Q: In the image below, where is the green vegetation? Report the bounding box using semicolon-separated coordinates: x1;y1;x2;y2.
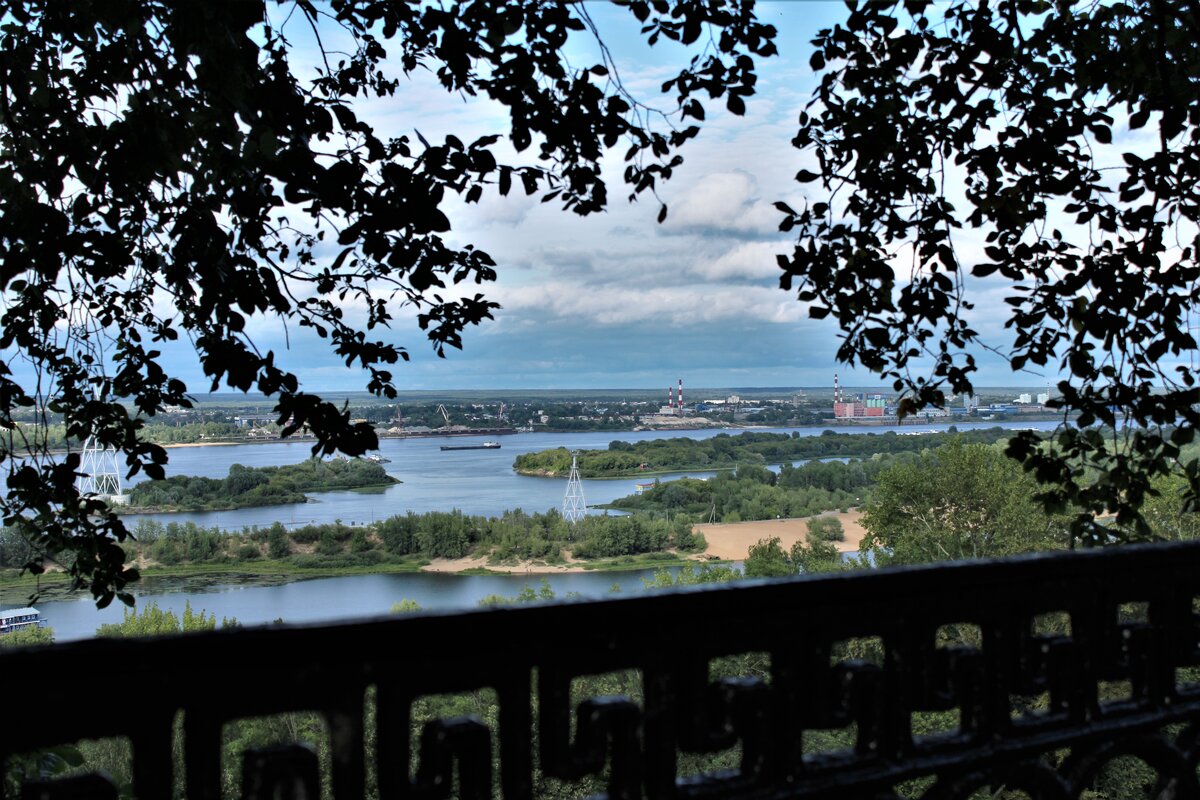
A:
607;456;904;523
126;459;398;512
368;508;703;565
63;510;703;583
12;421;250;452
744;536;844;577
0;625;54;648
95;601;237;638
861;439;1067;565
807;516;844;542
478;579;559;607
515;427;1019;477
390;599;422;614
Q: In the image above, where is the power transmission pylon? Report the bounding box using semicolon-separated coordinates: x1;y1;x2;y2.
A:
77;436;126;503
562;451;586;525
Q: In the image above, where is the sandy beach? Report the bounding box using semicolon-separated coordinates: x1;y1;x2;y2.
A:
420;511;868;573
695;510;867;560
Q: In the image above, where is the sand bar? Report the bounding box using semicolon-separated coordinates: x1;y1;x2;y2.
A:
694;510;866;561
421;511;868;573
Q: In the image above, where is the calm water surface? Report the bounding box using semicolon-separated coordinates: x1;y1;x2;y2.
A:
32;568;672;642
9;421;1060;640
121;421;1061;529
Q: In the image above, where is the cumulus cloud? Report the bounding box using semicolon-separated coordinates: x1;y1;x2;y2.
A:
661;171;781;238
691;241;784;282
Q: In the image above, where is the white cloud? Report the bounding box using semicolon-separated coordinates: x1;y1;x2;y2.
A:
692;241;783;281
662;171;779;236
494;281;807;327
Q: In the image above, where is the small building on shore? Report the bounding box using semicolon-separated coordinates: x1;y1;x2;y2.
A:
0;608;44;635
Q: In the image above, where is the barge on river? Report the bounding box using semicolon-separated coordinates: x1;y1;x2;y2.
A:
440;442;502;451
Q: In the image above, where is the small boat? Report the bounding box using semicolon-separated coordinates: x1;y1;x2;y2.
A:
362;454;391;464
440;442;502;451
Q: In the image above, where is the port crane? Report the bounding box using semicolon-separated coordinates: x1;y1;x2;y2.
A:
436;404;451;428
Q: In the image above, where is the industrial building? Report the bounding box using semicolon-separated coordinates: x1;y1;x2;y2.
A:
832;374;889;419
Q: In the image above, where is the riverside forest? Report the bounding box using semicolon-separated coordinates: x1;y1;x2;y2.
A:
124;458;398;512
513;426;1016;477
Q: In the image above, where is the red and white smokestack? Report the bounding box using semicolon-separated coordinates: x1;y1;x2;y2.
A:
678;378;683;410
668;385;673;408
834;373;841;405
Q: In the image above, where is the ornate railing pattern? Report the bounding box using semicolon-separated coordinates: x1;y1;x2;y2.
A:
6;542;1200;799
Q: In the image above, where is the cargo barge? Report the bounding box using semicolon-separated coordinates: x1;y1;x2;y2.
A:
440;442;502;451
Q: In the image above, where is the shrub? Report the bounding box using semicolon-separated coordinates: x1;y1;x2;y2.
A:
315;530;343;556
289;526;320;544
807;516;845;543
349;528;372;553
267;526;290;559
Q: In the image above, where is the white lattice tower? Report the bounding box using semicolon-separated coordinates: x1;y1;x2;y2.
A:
77;436;122;499
562;451;586;525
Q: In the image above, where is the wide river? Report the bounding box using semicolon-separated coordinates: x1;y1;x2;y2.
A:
8;420;1061;641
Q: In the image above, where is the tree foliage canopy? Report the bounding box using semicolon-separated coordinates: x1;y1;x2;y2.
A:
0;1;776;603
861;439;1064;564
779;0;1200;542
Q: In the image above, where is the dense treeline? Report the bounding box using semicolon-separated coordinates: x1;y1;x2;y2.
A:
513;427;1019;477
2;509;705;579
8;421;254;452
125;459;398;512
608;455;914;522
115;506;706;573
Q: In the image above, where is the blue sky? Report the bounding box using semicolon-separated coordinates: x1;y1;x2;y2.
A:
258;0;1043;392
226;2;878;391
19;2;1065;396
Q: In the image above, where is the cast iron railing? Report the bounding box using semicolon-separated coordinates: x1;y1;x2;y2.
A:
6;542;1200;799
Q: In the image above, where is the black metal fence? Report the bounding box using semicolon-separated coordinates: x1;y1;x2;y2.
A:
6;542;1200;799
